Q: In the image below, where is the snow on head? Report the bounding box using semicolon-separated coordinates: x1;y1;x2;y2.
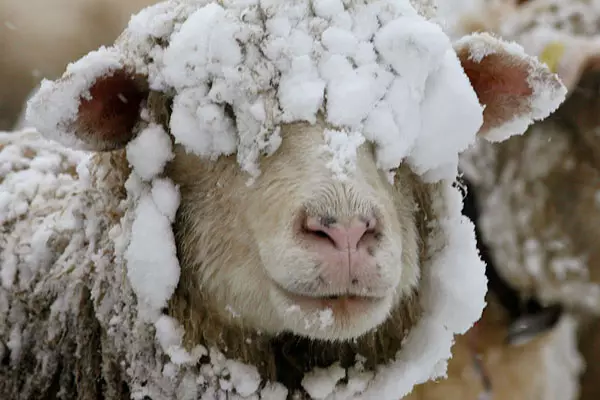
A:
19;0;566;399
29;0;485;182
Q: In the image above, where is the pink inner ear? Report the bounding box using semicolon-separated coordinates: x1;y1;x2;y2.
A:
76;71;146;151
460;52;533;136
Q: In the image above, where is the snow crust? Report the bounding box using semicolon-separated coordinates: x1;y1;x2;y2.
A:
28;0;487;184
7;0;563;399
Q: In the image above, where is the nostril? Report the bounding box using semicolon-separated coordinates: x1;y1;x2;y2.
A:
302;215;379;250
313;229;333;240
306;229;337;247
303;218;339;247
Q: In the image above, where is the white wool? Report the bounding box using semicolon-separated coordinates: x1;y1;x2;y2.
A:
26;0;527;188
25;0;492;180
259;382;288;400
161;4;242;90
127;123;174;181
151;178;180;223
407;49;484;181
12;0;565;399
155;315;207;365
313;0;344;19
279;56;326;124
324;63;393;127
301;362;346;399
322;27;359;55
224;360;262;397
125;190;180;318
374;15;448;85
0;130;89;293
170;88;238;158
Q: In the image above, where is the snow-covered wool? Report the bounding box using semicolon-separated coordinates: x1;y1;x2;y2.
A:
1;0;566;399
0;0;157;131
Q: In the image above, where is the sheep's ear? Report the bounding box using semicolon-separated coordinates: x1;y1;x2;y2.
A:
27;59;149;152
74;70;149;151
454;32;567;142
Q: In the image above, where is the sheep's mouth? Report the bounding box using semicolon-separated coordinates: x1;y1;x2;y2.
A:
323;294;363;301
316;293;381;306
277;286;385;313
270;278;388;315
279;285;384;302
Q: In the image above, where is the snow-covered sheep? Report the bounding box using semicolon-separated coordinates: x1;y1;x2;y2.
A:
404;297;581;400
0;0;566;399
459;0;600;341
399;178;583;400
457;0;600;398
0;0;157;131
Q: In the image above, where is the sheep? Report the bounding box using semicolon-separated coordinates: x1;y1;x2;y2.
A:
455;0;600;398
0;0;157;131
403;297;582;400
0;0;566;399
401;179;583;400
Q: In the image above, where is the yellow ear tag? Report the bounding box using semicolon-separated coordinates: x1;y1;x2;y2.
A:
539;41;566;73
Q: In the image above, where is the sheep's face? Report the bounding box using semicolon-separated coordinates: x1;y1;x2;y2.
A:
34;32;564;343
167;119;420;340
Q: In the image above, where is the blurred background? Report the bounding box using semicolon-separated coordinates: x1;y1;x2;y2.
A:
0;0;157;130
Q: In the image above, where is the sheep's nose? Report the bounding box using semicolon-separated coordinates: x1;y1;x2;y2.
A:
303;215;377;251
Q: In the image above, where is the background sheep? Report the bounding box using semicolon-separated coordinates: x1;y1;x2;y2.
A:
0;0;157;131
404;298;581;400
402;178;583;400
0;0;567;399
456;0;600;398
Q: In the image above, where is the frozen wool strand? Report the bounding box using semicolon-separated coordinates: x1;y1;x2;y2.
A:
125;193;181;318
151;178;180;222
126;123;174;181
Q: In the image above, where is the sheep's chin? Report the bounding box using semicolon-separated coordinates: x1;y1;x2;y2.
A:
270;285;394;341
